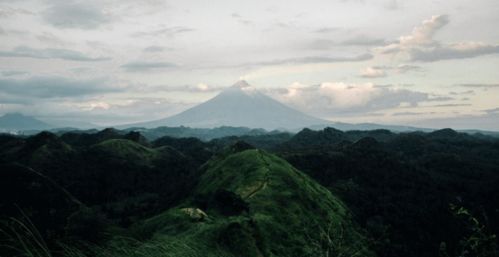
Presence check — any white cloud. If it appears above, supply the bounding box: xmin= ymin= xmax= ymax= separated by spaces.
xmin=269 ymin=82 xmax=433 ymax=117
xmin=76 ymin=101 xmax=111 ymax=111
xmin=360 ymin=67 xmax=386 ymax=78
xmin=378 ymin=15 xmax=499 ymax=62
xmin=400 ymin=15 xmax=448 ymax=47
xmin=378 ymin=15 xmax=448 ymax=55
xmin=318 ymin=82 xmax=379 ymax=108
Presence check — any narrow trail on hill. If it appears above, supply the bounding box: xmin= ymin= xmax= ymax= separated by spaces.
xmin=244 ymin=150 xmax=271 ymax=199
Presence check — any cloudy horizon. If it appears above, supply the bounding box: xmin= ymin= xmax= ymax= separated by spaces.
xmin=1 ymin=0 xmax=498 ymax=130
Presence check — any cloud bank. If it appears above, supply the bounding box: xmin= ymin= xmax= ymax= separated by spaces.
xmin=378 ymin=15 xmax=499 ymax=62
xmin=0 ymin=46 xmax=110 ymax=61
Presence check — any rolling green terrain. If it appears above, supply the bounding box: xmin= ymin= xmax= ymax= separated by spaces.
xmin=1 ymin=127 xmax=498 ymax=257
xmin=117 ymin=149 xmax=373 ymax=257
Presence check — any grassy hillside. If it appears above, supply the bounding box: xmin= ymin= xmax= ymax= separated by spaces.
xmin=2 ymin=128 xmax=497 ymax=257
xmin=91 ymin=139 xmax=159 ymax=165
xmin=126 ymin=149 xmax=373 ymax=257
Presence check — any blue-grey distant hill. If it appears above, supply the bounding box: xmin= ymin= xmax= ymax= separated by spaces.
xmin=0 ymin=113 xmax=99 ymax=132
xmin=0 ymin=113 xmax=53 ymax=131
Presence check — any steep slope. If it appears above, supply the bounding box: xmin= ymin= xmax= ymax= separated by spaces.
xmin=130 ymin=80 xmax=328 ymax=130
xmin=127 ymin=149 xmax=374 ymax=257
xmin=0 ymin=113 xmax=53 ymax=131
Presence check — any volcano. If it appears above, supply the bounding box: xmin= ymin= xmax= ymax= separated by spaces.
xmin=130 ymin=80 xmax=328 ymax=130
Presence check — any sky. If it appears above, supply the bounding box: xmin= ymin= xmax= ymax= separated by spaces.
xmin=0 ymin=0 xmax=498 ymax=130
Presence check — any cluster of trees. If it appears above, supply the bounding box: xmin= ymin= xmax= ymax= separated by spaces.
xmin=0 ymin=127 xmax=498 ymax=257
xmin=278 ymin=128 xmax=499 ymax=257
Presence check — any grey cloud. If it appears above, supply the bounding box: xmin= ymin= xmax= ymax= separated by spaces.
xmin=364 ymin=112 xmax=385 ymax=117
xmin=308 ymin=39 xmax=336 ymax=50
xmin=0 ymin=46 xmax=111 ymax=61
xmin=251 ymin=53 xmax=373 ymax=66
xmin=148 ymin=84 xmax=225 ymax=93
xmin=384 ymin=0 xmax=400 ymax=10
xmin=431 ymin=103 xmax=472 ymax=107
xmin=273 ymin=22 xmax=293 ymax=29
xmin=314 ymin=27 xmax=340 ymax=33
xmin=42 ymin=1 xmax=110 ymax=29
xmin=459 ymin=83 xmax=499 ymax=88
xmin=392 ymin=112 xmax=434 ymax=116
xmin=373 ymin=84 xmax=393 ymax=88
xmin=0 ymin=76 xmax=121 ymax=98
xmin=396 ymin=64 xmax=423 ymax=73
xmin=237 ymin=19 xmax=253 ymax=26
xmin=230 ymin=12 xmax=253 ymax=26
xmin=211 ymin=53 xmax=372 ymax=69
xmin=121 ymin=61 xmax=177 ymax=72
xmin=0 ymin=93 xmax=33 ymax=105
xmin=427 ymin=96 xmax=454 ymax=102
xmin=143 ymin=46 xmax=173 ymax=52
xmin=0 ymin=26 xmax=27 ymax=36
xmin=340 ymin=35 xmax=386 ymax=46
xmin=484 ymin=107 xmax=499 ymax=114
xmin=361 ymin=64 xmax=423 ymax=75
xmin=0 ymin=6 xmax=33 ymax=17
xmin=131 ymin=26 xmax=195 ymax=38
xmin=449 ymin=90 xmax=474 ymax=95
xmin=1 ymin=70 xmax=28 ymax=76
xmin=339 ymin=0 xmax=366 ymax=4
xmin=36 ymin=32 xmax=69 ymax=46
xmin=409 ymin=44 xmax=499 ymax=62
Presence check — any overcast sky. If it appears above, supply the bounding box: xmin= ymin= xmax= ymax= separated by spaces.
xmin=0 ymin=0 xmax=498 ymax=130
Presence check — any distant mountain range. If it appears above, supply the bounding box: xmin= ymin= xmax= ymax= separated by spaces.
xmin=0 ymin=113 xmax=96 ymax=132
xmin=1 ymin=81 xmax=498 ymax=135
xmin=0 ymin=113 xmax=52 ymax=131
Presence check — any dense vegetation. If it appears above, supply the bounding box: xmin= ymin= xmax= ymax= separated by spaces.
xmin=0 ymin=127 xmax=498 ymax=257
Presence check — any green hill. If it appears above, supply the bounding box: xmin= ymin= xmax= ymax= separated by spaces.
xmin=124 ymin=149 xmax=374 ymax=257
xmin=91 ymin=139 xmax=159 ymax=163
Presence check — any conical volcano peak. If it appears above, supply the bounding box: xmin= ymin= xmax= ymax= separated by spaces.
xmin=224 ymin=80 xmax=258 ymax=96
xmin=231 ymin=80 xmax=251 ymax=89
xmin=129 ymin=80 xmax=327 ymax=130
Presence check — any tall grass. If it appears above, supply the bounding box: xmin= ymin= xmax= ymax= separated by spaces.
xmin=1 ymin=215 xmax=230 ymax=257
xmin=0 ymin=214 xmax=52 ymax=257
